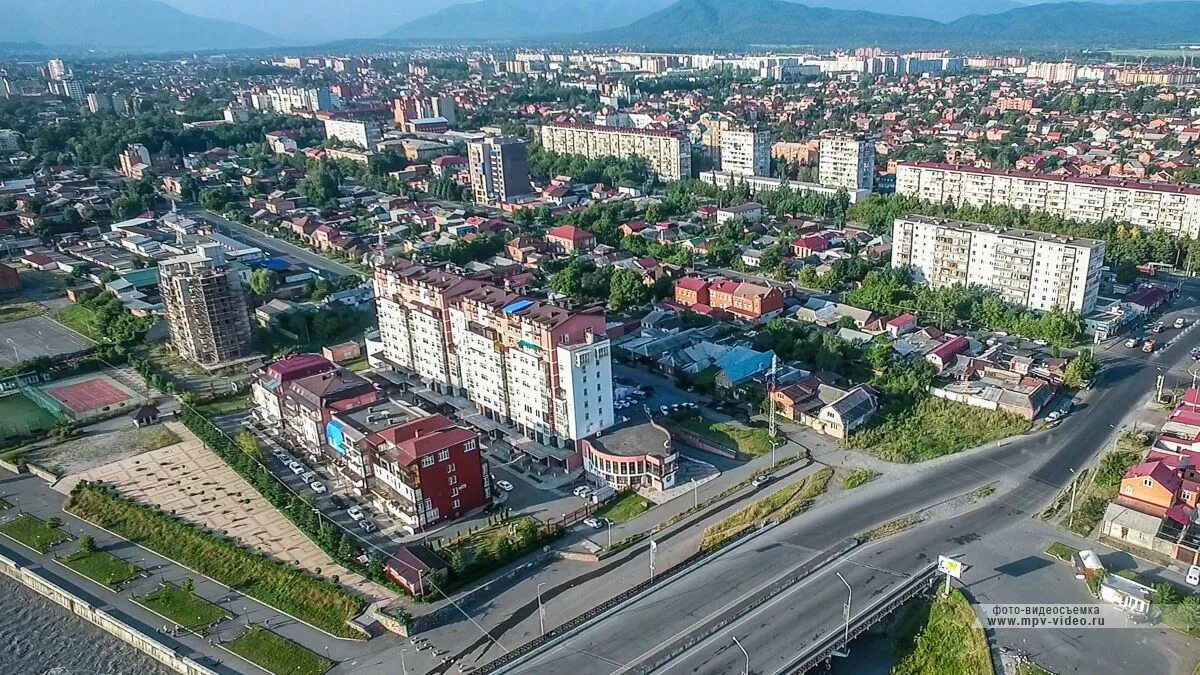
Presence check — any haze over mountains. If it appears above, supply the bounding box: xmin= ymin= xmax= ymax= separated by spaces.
xmin=2 ymin=0 xmax=1199 ymax=51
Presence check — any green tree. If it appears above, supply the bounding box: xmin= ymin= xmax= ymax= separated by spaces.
xmin=1063 ymin=350 xmax=1097 ymax=388
xmin=865 ymin=338 xmax=893 ymax=371
xmin=609 ymin=268 xmax=650 ymax=312
xmin=79 ymin=534 xmax=97 ymax=553
xmin=249 ymin=268 xmax=278 ymax=296
xmin=235 ymin=429 xmax=263 ymax=462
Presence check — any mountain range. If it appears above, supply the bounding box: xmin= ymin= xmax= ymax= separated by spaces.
xmin=583 ymin=0 xmax=1200 ymax=50
xmin=3 ymin=0 xmax=1200 ymax=52
xmin=0 ymin=0 xmax=280 ymax=51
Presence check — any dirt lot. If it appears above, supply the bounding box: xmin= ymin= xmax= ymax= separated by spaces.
xmin=23 ymin=423 xmax=182 ymax=475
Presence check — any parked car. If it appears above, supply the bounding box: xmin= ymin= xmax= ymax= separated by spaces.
xmin=1047 ymin=411 xmax=1061 ymax=422
xmin=1152 ymin=323 xmax=1165 ymax=334
xmin=495 ymin=480 xmax=514 ymax=492
xmin=583 ymin=517 xmax=603 ymax=529
xmin=573 ymin=485 xmax=593 ymax=499
xmin=287 ymin=461 xmax=305 ymax=475
xmin=329 ymin=495 xmax=347 ymax=509
xmin=359 ymin=519 xmax=377 ymax=533
xmin=271 ymin=448 xmax=289 ymax=462
xmin=300 ymin=471 xmax=316 ymax=484
xmin=1188 ymin=565 xmax=1200 ymax=586
xmin=309 ymin=481 xmax=327 ymax=494
xmin=1176 ymin=317 xmax=1187 ymax=329
xmin=1143 ymin=339 xmax=1158 ymax=353
xmin=1125 ymin=338 xmax=1140 ymax=348
xmin=752 ymin=474 xmax=772 ymax=487
xmin=347 ymin=506 xmax=365 ymax=521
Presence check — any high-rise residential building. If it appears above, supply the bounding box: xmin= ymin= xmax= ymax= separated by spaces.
xmin=373 ymin=260 xmax=614 ymax=448
xmin=393 ymin=95 xmax=457 ymax=126
xmin=891 ymin=215 xmax=1106 ymax=313
xmin=55 ymin=78 xmax=85 ymax=102
xmin=468 ymin=136 xmax=531 ymax=206
xmin=720 ymin=125 xmax=772 ymax=177
xmin=539 ymin=122 xmax=692 ymax=182
xmin=86 ymin=92 xmax=112 ymax=114
xmin=46 ymin=59 xmax=68 ymax=81
xmin=1025 ymin=61 xmax=1080 ymax=83
xmin=266 ymin=86 xmax=332 ymax=113
xmin=159 ymin=244 xmax=253 ymax=366
xmin=322 ymin=118 xmax=382 ymax=150
xmin=818 ymin=134 xmax=876 ymax=191
xmin=896 ymin=162 xmax=1200 ymax=239
xmin=0 ymin=129 xmax=21 ymax=154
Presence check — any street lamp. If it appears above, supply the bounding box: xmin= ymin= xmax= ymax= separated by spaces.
xmin=606 ymin=519 xmax=613 ymax=549
xmin=692 ymin=478 xmax=699 ymax=510
xmin=731 ymin=635 xmax=749 ymax=675
xmin=537 ymin=582 xmax=547 ymax=637
xmin=836 ymin=571 xmax=852 ymax=656
xmin=400 ymin=648 xmax=408 ymax=675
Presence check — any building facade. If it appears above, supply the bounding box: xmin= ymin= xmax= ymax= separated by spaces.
xmin=818 ymin=134 xmax=875 ymax=191
xmin=468 ymin=136 xmax=531 ymax=206
xmin=896 ymin=161 xmax=1200 ymax=238
xmin=539 ymin=122 xmax=691 ymax=182
xmin=581 ymin=420 xmax=676 ymax=491
xmin=266 ymin=86 xmax=333 ymax=113
xmin=720 ymin=125 xmax=772 ymax=177
xmin=158 ymin=244 xmax=253 ymax=366
xmin=322 ymin=119 xmax=381 ymax=150
xmin=891 ymin=215 xmax=1106 ymax=313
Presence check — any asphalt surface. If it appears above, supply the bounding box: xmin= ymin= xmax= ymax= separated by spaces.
xmin=512 ymin=300 xmax=1200 ymax=675
xmin=182 ymin=206 xmax=360 ymax=278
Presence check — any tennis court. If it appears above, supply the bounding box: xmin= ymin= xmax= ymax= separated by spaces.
xmin=40 ymin=373 xmax=140 ymax=421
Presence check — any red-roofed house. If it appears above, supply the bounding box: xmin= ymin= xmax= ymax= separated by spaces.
xmin=1119 ymin=460 xmax=1184 ymax=517
xmin=20 ymin=252 xmax=56 ymax=271
xmin=674 ymin=276 xmax=710 ymax=307
xmin=546 ymin=225 xmax=596 ymax=254
xmin=885 ymin=314 xmax=918 ymax=338
xmin=925 ymin=335 xmax=969 ymax=373
xmin=792 ymin=234 xmax=833 ymax=258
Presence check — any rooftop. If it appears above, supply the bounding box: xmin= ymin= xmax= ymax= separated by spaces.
xmin=587 ymin=416 xmax=672 ymax=459
xmin=898 ymin=214 xmax=1106 ymax=249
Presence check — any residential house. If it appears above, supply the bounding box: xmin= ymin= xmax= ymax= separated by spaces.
xmin=546 ymin=225 xmax=596 ymax=254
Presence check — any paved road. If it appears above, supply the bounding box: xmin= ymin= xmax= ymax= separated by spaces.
xmin=511 ymin=301 xmax=1200 ymax=675
xmin=182 ymin=206 xmax=360 ymax=278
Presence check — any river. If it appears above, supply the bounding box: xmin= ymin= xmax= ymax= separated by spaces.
xmin=0 ymin=573 xmax=170 ymax=675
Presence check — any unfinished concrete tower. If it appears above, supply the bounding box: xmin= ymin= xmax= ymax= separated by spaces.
xmin=159 ymin=243 xmax=252 ymax=366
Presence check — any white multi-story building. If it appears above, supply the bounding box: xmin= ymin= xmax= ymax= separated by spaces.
xmin=720 ymin=125 xmax=772 ymax=177
xmin=892 ymin=215 xmax=1106 ymax=313
xmin=468 ymin=136 xmax=531 ymax=206
xmin=819 ymin=134 xmax=875 ymax=191
xmin=896 ymin=162 xmax=1200 ymax=239
xmin=540 ymin=122 xmax=691 ymax=181
xmin=374 ymin=260 xmax=614 ymax=447
xmin=322 ymin=119 xmax=381 ymax=150
xmin=46 ymin=59 xmax=68 ymax=81
xmin=265 ymin=86 xmax=332 ymax=113
xmin=699 ymin=171 xmax=872 ymax=203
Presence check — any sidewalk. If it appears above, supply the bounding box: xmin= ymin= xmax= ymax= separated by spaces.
xmin=0 ymin=471 xmax=402 ymax=673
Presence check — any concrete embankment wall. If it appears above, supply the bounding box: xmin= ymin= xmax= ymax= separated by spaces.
xmin=0 ymin=553 xmax=218 ymax=675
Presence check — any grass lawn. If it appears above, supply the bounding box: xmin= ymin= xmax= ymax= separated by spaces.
xmin=0 ymin=514 xmax=71 ymax=552
xmin=124 ymin=425 xmax=182 ymax=453
xmin=20 ymin=270 xmax=69 ymax=292
xmin=341 ymin=356 xmax=370 ymax=372
xmin=595 ymin=492 xmax=652 ymax=523
xmin=1018 ymin=664 xmax=1053 ymax=675
xmin=0 ymin=394 xmax=59 ymax=440
xmin=52 ymin=303 xmax=104 ymax=340
xmin=195 ymin=392 xmax=254 ymax=416
xmin=673 ymin=414 xmax=779 ymax=457
xmin=893 ymin=589 xmax=992 ymax=675
xmin=700 ymin=468 xmax=833 ymax=551
xmin=225 ymin=625 xmax=333 ymax=675
xmin=842 ymin=468 xmax=880 ymax=490
xmin=58 ymin=548 xmax=141 ymax=589
xmin=860 ymin=515 xmax=922 ymax=541
xmin=0 ymin=302 xmax=45 ymax=324
xmin=136 ymin=582 xmax=230 ymax=631
xmin=849 ymin=397 xmax=1029 ymax=463
xmin=1062 ymin=446 xmax=1146 ymax=536
xmin=1044 ymin=541 xmax=1079 ymax=563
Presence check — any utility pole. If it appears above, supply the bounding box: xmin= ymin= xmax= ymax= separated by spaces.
xmin=835 ymin=571 xmax=852 ymax=658
xmin=1069 ymin=468 xmax=1079 ymax=528
xmin=732 ymin=636 xmax=750 ymax=675
xmin=537 ymin=582 xmax=547 ymax=637
xmin=769 ymin=353 xmax=778 ymax=469
xmin=692 ymin=478 xmax=699 ymax=510
xmin=649 ymin=539 xmax=657 ymax=582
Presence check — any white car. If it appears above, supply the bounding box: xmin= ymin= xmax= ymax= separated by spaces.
xmin=1188 ymin=565 xmax=1200 ymax=586
xmin=496 ymin=480 xmax=514 ymax=492
xmin=583 ymin=517 xmax=603 ymax=529
xmin=1177 ymin=318 xmax=1188 ymax=329
xmin=300 ymin=471 xmax=316 ymax=484
xmin=347 ymin=506 xmax=365 ymax=521
xmin=309 ymin=481 xmax=327 ymax=494
xmin=271 ymin=449 xmax=289 ymax=461
xmin=573 ymin=486 xmax=593 ymax=498
xmin=287 ymin=461 xmax=305 ymax=475
xmin=752 ymin=474 xmax=772 ymax=487
xmin=1033 ymin=339 xmax=1049 ymax=347
xmin=1125 ymin=338 xmax=1140 ymax=348
xmin=1046 ymin=411 xmax=1061 ymax=422
xmin=359 ymin=519 xmax=377 ymax=533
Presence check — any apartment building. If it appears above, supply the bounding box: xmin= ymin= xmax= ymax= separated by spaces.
xmin=896 ymin=162 xmax=1200 ymax=238
xmin=891 ymin=215 xmax=1106 ymax=313
xmin=322 ymin=118 xmax=381 ymax=150
xmin=374 ymin=260 xmax=614 ymax=448
xmin=449 ymin=286 xmax=613 ymax=446
xmin=158 ymin=244 xmax=253 ymax=366
xmin=539 ymin=122 xmax=691 ymax=182
xmin=265 ymin=86 xmax=333 ymax=113
xmin=468 ymin=136 xmax=531 ymax=206
xmin=720 ymin=125 xmax=772 ymax=177
xmin=818 ymin=134 xmax=876 ymax=191
xmin=251 ymin=353 xmax=337 ymax=429
xmin=281 ymin=367 xmax=377 ymax=456
xmin=393 ymin=95 xmax=457 ymax=126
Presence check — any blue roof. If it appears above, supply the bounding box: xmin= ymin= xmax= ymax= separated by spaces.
xmin=714 ymin=347 xmax=774 ymax=386
xmin=255 ymin=258 xmax=290 ymax=271
xmin=503 ymin=300 xmax=534 ymax=314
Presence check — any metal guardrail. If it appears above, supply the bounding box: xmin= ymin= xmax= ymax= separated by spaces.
xmin=777 ymin=561 xmax=939 ymax=675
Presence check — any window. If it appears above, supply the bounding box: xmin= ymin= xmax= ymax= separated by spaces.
xmin=438 ymin=449 xmax=450 ymax=462
xmin=448 ymin=474 xmax=457 ymax=485
xmin=452 ymin=498 xmax=461 ymax=509
xmin=447 ymin=461 xmax=457 ymax=473
xmin=463 ymin=439 xmax=476 ymax=452
xmin=421 ymin=455 xmax=434 ymax=468
xmin=1184 ymin=490 xmax=1194 ymax=502
xmin=1143 ymin=478 xmax=1153 ymax=488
